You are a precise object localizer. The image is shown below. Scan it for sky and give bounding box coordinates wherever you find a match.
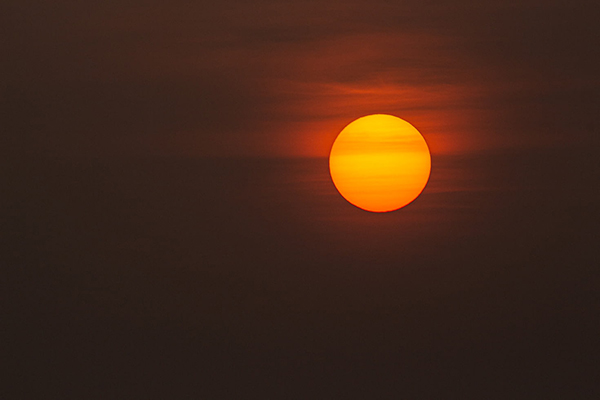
[3,0,599,398]
[5,0,598,157]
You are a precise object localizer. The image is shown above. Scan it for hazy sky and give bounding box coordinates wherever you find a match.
[5,0,598,157]
[4,1,600,398]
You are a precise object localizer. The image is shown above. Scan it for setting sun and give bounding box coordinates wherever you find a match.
[329,114,431,212]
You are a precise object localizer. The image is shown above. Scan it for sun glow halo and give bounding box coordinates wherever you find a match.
[329,114,431,212]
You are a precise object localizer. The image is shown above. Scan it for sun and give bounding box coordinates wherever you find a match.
[329,114,431,212]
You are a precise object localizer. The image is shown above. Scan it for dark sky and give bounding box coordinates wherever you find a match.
[3,1,599,398]
[5,0,598,157]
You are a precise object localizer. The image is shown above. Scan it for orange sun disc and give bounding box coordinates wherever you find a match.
[329,114,431,212]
